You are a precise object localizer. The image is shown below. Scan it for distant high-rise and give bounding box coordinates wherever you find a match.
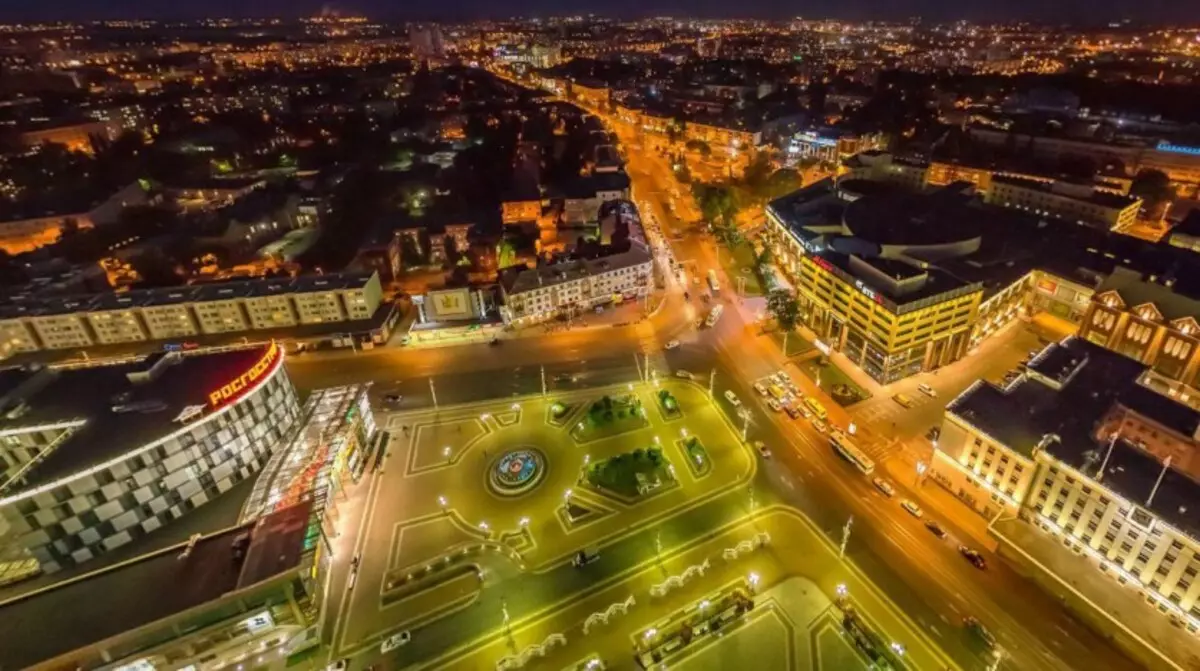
[409,24,446,61]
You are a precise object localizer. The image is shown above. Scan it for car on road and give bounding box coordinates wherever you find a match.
[959,545,988,569]
[900,499,923,518]
[784,405,801,420]
[892,393,915,408]
[810,418,828,434]
[799,406,813,420]
[380,631,412,653]
[675,370,694,380]
[326,660,349,671]
[917,383,937,398]
[872,478,895,497]
[753,382,769,396]
[924,520,948,539]
[382,393,403,404]
[767,398,782,413]
[753,441,771,458]
[724,390,742,406]
[963,616,997,649]
[664,339,681,350]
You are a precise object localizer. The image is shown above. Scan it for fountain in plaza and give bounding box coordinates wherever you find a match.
[488,448,547,496]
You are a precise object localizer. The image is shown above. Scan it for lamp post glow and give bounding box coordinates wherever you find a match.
[564,488,574,508]
[518,516,530,529]
[443,446,452,459]
[839,515,854,559]
[835,583,848,599]
[915,460,928,486]
[748,572,760,593]
[479,521,490,532]
[437,495,448,512]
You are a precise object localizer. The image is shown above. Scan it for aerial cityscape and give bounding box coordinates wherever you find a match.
[0,10,1197,671]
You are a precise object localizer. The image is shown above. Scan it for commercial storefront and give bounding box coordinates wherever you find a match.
[0,343,303,573]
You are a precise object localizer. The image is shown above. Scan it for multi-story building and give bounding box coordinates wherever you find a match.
[0,272,387,357]
[849,152,1142,231]
[0,343,301,573]
[1077,267,1200,386]
[985,175,1140,230]
[499,201,655,325]
[766,181,984,383]
[932,337,1200,635]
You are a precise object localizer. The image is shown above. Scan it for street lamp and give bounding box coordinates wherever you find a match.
[889,642,906,657]
[835,583,848,599]
[518,516,530,529]
[564,488,573,508]
[437,495,448,512]
[915,461,928,487]
[443,446,452,459]
[479,521,490,532]
[511,402,520,411]
[748,572,760,592]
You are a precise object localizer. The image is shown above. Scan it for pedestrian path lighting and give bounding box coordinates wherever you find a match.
[564,488,574,508]
[848,422,857,435]
[519,517,530,529]
[511,402,520,411]
[835,583,848,599]
[443,446,452,459]
[748,572,761,593]
[481,412,492,422]
[437,495,448,512]
[480,521,491,533]
[915,460,928,486]
[889,642,906,657]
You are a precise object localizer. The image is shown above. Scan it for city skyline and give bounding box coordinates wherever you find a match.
[0,1,1192,24]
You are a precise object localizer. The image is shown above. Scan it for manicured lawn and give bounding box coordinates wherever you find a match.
[717,242,764,297]
[587,448,672,497]
[767,328,816,357]
[681,437,712,477]
[570,395,649,442]
[657,389,682,419]
[797,358,872,406]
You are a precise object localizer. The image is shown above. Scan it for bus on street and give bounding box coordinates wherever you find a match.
[705,304,724,327]
[707,269,720,293]
[830,434,875,474]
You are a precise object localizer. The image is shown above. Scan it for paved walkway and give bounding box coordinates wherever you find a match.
[378,508,954,671]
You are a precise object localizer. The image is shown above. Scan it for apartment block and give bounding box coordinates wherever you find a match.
[0,272,386,356]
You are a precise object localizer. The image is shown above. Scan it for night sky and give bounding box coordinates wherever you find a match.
[0,0,1187,24]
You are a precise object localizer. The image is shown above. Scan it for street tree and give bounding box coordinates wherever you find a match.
[1130,168,1175,222]
[767,290,802,332]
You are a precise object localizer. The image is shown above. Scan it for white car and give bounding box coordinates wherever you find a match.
[901,499,923,518]
[767,398,782,413]
[675,370,694,380]
[753,382,769,396]
[724,390,741,406]
[873,478,895,497]
[811,418,828,434]
[917,383,937,398]
[664,339,681,350]
[753,441,771,458]
[381,631,412,653]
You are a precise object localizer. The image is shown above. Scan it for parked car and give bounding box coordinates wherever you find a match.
[811,418,828,434]
[664,339,681,350]
[901,499,923,518]
[676,370,694,380]
[872,478,895,497]
[917,383,937,398]
[753,441,771,458]
[892,393,915,408]
[753,382,769,396]
[383,394,403,404]
[959,545,988,569]
[924,520,948,539]
[767,398,782,413]
[784,405,801,420]
[724,390,742,406]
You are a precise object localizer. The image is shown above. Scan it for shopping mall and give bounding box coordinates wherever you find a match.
[0,343,302,573]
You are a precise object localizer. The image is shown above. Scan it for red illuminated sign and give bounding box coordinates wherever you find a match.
[208,341,282,408]
[812,257,834,273]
